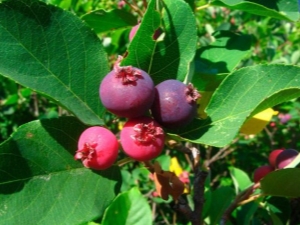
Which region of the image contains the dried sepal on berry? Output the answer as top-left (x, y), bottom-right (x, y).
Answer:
top-left (131, 122), bottom-right (164, 144)
top-left (120, 117), bottom-right (165, 161)
top-left (114, 55), bottom-right (142, 85)
top-left (185, 83), bottom-right (201, 103)
top-left (74, 142), bottom-right (97, 168)
top-left (75, 126), bottom-right (119, 170)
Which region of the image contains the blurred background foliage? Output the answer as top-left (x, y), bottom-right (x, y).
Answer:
top-left (0, 0), bottom-right (299, 224)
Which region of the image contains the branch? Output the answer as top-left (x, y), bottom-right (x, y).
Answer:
top-left (220, 183), bottom-right (261, 225)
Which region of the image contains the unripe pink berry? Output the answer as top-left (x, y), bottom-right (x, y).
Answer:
top-left (120, 116), bottom-right (165, 161)
top-left (75, 127), bottom-right (119, 170)
top-left (129, 24), bottom-right (140, 41)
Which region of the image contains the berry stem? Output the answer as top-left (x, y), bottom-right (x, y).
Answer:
top-left (123, 0), bottom-right (144, 17)
top-left (116, 157), bottom-right (134, 167)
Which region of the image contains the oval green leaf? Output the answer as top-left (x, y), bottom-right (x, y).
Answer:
top-left (123, 0), bottom-right (197, 84)
top-left (82, 9), bottom-right (137, 34)
top-left (229, 167), bottom-right (252, 194)
top-left (0, 0), bottom-right (109, 125)
top-left (169, 64), bottom-right (300, 147)
top-left (0, 117), bottom-right (121, 225)
top-left (211, 0), bottom-right (299, 22)
top-left (101, 187), bottom-right (152, 225)
top-left (260, 168), bottom-right (300, 197)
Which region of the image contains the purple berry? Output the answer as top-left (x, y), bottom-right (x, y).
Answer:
top-left (276, 149), bottom-right (299, 169)
top-left (99, 56), bottom-right (155, 118)
top-left (150, 79), bottom-right (201, 129)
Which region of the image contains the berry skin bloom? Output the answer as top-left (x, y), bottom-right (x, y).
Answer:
top-left (151, 79), bottom-right (201, 129)
top-left (75, 126), bottom-right (119, 170)
top-left (120, 117), bottom-right (165, 161)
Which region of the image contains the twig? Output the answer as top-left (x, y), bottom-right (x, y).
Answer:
top-left (123, 0), bottom-right (144, 17)
top-left (191, 170), bottom-right (209, 225)
top-left (220, 183), bottom-right (261, 225)
top-left (237, 194), bottom-right (262, 206)
top-left (174, 195), bottom-right (193, 220)
top-left (116, 157), bottom-right (134, 166)
top-left (206, 138), bottom-right (239, 166)
top-left (173, 145), bottom-right (208, 225)
top-left (264, 126), bottom-right (276, 148)
top-left (166, 139), bottom-right (192, 154)
top-left (196, 3), bottom-right (210, 11)
top-left (159, 208), bottom-right (171, 225)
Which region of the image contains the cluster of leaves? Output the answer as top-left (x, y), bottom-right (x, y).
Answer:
top-left (0, 0), bottom-right (300, 224)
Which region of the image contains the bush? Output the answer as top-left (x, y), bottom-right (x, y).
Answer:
top-left (0, 0), bottom-right (300, 224)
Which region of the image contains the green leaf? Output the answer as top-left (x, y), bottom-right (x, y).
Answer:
top-left (82, 9), bottom-right (137, 34)
top-left (236, 202), bottom-right (259, 225)
top-left (193, 31), bottom-right (252, 117)
top-left (229, 167), bottom-right (252, 194)
top-left (260, 168), bottom-right (300, 197)
top-left (0, 0), bottom-right (109, 126)
top-left (0, 117), bottom-right (121, 225)
top-left (101, 187), bottom-right (152, 225)
top-left (123, 0), bottom-right (197, 84)
top-left (168, 64), bottom-right (300, 147)
top-left (194, 30), bottom-right (252, 77)
top-left (266, 196), bottom-right (290, 225)
top-left (206, 186), bottom-right (235, 225)
top-left (210, 0), bottom-right (299, 21)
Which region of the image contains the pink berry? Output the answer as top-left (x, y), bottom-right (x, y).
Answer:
top-left (75, 127), bottom-right (119, 170)
top-left (129, 24), bottom-right (140, 41)
top-left (99, 56), bottom-right (155, 118)
top-left (253, 165), bottom-right (274, 183)
top-left (129, 23), bottom-right (162, 41)
top-left (120, 116), bottom-right (165, 161)
top-left (276, 149), bottom-right (299, 169)
top-left (268, 149), bottom-right (284, 168)
top-left (151, 79), bottom-right (201, 129)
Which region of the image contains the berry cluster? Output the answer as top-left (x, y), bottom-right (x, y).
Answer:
top-left (253, 148), bottom-right (299, 183)
top-left (75, 56), bottom-right (201, 170)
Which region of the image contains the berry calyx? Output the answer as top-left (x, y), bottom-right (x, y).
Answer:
top-left (113, 56), bottom-right (142, 85)
top-left (131, 121), bottom-right (164, 144)
top-left (120, 117), bottom-right (165, 161)
top-left (75, 126), bottom-right (119, 170)
top-left (185, 83), bottom-right (201, 103)
top-left (253, 165), bottom-right (274, 183)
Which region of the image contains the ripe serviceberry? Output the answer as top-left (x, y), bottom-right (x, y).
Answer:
top-left (99, 56), bottom-right (155, 118)
top-left (253, 165), bottom-right (274, 183)
top-left (151, 79), bottom-right (201, 129)
top-left (268, 149), bottom-right (284, 168)
top-left (120, 116), bottom-right (165, 161)
top-left (75, 127), bottom-right (119, 170)
top-left (276, 149), bottom-right (299, 169)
